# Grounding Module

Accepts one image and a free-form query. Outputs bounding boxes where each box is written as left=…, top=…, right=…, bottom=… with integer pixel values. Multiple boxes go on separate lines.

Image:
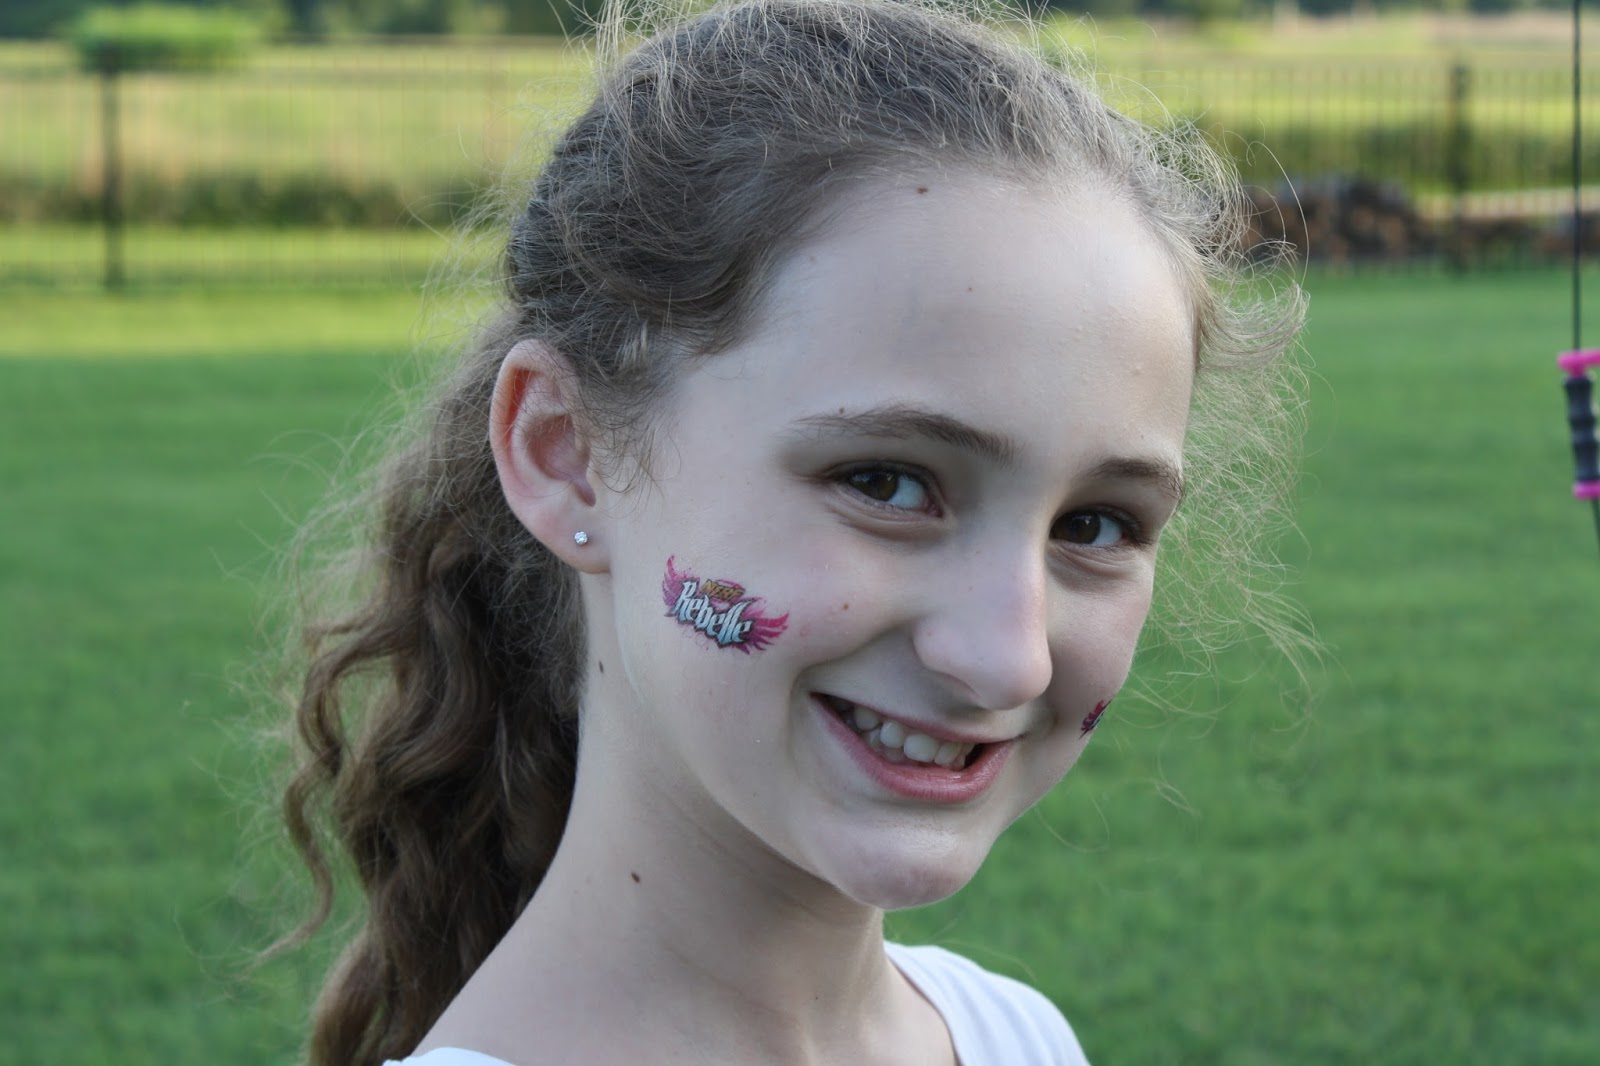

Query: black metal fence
left=2, top=42, right=1597, bottom=287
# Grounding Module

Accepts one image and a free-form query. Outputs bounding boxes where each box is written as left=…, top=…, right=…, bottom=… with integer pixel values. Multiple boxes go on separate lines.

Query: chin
left=820, top=834, right=993, bottom=912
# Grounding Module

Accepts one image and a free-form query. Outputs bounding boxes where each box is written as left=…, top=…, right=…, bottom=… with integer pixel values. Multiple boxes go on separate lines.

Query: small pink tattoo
left=661, top=556, right=789, bottom=653
left=1080, top=698, right=1112, bottom=737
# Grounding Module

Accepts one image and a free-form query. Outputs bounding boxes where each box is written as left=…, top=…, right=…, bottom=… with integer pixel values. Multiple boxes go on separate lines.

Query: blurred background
left=3, top=0, right=1597, bottom=1062
left=7, top=0, right=1600, bottom=285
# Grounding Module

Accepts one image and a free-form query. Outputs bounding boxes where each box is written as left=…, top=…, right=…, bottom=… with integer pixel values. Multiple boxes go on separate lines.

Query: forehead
left=681, top=172, right=1195, bottom=469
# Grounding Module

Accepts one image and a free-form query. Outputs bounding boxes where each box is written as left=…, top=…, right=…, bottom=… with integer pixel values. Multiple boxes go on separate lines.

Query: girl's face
left=587, top=173, right=1194, bottom=911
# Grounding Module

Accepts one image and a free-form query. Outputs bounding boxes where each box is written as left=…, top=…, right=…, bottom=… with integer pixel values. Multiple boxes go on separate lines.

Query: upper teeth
left=836, top=699, right=975, bottom=769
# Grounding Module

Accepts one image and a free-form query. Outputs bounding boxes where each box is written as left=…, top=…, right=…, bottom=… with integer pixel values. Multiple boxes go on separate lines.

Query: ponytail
left=282, top=336, right=584, bottom=1065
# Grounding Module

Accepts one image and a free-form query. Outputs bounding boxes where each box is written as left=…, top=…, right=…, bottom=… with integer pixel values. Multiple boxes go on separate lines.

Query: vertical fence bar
left=1447, top=60, right=1471, bottom=272
left=98, top=55, right=125, bottom=291
left=1575, top=5, right=1583, bottom=350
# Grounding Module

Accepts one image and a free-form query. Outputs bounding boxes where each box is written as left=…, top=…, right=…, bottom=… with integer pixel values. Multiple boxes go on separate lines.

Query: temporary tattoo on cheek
left=661, top=555, right=789, bottom=653
left=1080, top=697, right=1113, bottom=737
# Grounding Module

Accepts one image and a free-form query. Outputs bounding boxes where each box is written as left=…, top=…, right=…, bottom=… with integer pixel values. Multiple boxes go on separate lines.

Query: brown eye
left=848, top=470, right=901, bottom=502
left=1055, top=511, right=1127, bottom=547
left=842, top=468, right=932, bottom=511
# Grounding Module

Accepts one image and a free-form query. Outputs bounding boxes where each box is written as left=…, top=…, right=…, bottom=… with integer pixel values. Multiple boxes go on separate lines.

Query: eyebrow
left=1083, top=456, right=1187, bottom=506
left=788, top=403, right=1019, bottom=465
left=787, top=402, right=1185, bottom=503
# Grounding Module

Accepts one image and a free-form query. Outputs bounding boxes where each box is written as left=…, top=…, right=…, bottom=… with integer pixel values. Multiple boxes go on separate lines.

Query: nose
left=911, top=545, right=1054, bottom=711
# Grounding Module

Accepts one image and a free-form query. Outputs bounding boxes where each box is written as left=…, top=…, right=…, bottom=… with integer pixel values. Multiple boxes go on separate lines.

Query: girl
left=280, top=1, right=1305, bottom=1063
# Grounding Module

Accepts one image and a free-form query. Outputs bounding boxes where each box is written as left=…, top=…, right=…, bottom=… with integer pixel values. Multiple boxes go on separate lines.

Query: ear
left=490, top=340, right=608, bottom=574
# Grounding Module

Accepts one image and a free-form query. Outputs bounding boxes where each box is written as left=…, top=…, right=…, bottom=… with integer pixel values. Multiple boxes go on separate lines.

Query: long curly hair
left=273, top=1, right=1307, bottom=1062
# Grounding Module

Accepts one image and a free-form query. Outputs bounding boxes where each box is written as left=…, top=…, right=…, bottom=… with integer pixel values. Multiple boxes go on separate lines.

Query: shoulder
left=886, top=942, right=1090, bottom=1066
left=384, top=1051, right=519, bottom=1066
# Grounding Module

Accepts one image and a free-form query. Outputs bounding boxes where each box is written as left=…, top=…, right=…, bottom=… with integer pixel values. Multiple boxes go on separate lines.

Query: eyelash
left=831, top=464, right=1150, bottom=550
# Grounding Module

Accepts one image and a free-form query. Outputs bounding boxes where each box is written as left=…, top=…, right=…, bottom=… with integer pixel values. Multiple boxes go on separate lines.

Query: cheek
left=1038, top=585, right=1154, bottom=743
left=1053, top=583, right=1154, bottom=679
left=775, top=595, right=871, bottom=660
left=717, top=540, right=900, bottom=662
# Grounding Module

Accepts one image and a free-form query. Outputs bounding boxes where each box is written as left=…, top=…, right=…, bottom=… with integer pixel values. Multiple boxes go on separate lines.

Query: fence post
left=98, top=53, right=125, bottom=291
left=1447, top=60, right=1470, bottom=272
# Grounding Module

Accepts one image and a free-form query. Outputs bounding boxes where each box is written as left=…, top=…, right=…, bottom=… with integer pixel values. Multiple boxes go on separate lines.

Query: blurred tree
left=1, top=0, right=99, bottom=38
left=67, top=4, right=263, bottom=70
left=1, top=0, right=286, bottom=38
left=333, top=0, right=490, bottom=33
left=281, top=0, right=327, bottom=35
left=16, top=0, right=1600, bottom=37
left=1169, top=0, right=1248, bottom=20
left=503, top=0, right=609, bottom=35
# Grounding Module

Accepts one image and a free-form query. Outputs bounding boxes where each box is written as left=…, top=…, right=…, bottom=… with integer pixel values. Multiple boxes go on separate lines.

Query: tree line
left=3, top=0, right=1594, bottom=40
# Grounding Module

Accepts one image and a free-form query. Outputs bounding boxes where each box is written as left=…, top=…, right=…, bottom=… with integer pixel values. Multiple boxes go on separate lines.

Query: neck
left=531, top=721, right=898, bottom=1027
left=418, top=705, right=945, bottom=1066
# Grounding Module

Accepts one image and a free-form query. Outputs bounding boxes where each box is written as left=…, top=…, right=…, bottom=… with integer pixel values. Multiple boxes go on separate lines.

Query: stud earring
left=573, top=531, right=590, bottom=546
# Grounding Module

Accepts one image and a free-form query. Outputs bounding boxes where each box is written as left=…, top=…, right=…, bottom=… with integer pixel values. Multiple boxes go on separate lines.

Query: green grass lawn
left=4, top=271, right=1599, bottom=1063
left=0, top=225, right=465, bottom=287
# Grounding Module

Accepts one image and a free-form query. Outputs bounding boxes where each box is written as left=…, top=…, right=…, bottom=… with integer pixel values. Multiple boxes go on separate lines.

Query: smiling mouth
left=818, top=694, right=983, bottom=771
